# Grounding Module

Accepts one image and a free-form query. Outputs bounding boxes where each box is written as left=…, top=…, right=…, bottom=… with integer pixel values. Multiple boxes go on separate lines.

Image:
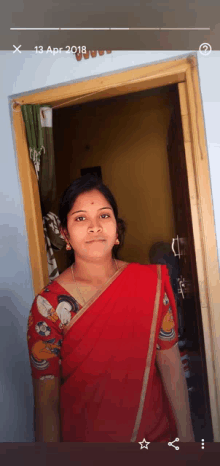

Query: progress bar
left=10, top=27, right=211, bottom=31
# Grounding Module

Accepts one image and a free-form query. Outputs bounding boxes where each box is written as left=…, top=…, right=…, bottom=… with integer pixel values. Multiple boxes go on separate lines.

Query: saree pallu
left=60, top=263, right=178, bottom=442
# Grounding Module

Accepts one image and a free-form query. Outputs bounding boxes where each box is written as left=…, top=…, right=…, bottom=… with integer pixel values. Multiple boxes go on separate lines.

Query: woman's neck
left=72, top=256, right=118, bottom=286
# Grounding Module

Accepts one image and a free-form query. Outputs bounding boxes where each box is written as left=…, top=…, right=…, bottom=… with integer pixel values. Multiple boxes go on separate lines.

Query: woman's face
left=65, top=189, right=117, bottom=261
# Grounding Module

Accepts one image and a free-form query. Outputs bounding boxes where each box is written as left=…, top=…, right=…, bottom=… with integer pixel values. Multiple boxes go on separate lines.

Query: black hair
left=58, top=174, right=126, bottom=260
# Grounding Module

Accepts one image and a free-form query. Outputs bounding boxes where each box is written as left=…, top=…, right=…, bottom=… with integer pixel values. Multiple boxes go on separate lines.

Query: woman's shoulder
left=131, top=261, right=168, bottom=269
left=118, top=260, right=168, bottom=269
left=32, top=280, right=62, bottom=309
left=32, top=269, right=73, bottom=306
left=127, top=262, right=168, bottom=276
left=31, top=268, right=81, bottom=314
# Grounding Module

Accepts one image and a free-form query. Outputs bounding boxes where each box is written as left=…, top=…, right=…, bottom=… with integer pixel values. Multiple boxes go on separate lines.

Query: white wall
left=1, top=50, right=219, bottom=441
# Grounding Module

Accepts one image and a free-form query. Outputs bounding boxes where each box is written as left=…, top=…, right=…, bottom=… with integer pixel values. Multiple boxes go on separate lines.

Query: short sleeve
left=156, top=270, right=179, bottom=351
left=27, top=289, right=63, bottom=380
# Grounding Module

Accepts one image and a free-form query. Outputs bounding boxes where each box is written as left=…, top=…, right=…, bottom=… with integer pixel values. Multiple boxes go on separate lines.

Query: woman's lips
left=86, top=239, right=106, bottom=243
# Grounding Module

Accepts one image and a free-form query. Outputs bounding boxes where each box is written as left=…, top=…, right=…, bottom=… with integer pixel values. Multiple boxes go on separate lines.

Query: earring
left=115, top=239, right=120, bottom=245
left=66, top=243, right=71, bottom=250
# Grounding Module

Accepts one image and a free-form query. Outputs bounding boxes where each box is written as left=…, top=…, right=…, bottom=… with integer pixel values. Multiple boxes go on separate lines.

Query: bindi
left=91, top=202, right=94, bottom=204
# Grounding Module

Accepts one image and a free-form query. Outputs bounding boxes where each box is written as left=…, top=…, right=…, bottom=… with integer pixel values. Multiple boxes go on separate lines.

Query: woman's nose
left=88, top=220, right=102, bottom=233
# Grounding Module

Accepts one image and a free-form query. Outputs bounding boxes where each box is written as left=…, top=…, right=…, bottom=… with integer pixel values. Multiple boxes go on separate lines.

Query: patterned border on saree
left=130, top=264, right=162, bottom=442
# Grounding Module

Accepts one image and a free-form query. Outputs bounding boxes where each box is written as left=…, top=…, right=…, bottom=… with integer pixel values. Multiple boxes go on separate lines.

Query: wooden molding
left=11, top=56, right=189, bottom=108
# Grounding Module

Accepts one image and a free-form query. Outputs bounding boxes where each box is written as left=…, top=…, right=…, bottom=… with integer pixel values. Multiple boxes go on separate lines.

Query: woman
left=27, top=175, right=195, bottom=443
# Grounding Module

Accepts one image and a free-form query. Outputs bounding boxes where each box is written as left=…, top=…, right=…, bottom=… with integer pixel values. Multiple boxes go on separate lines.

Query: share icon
left=168, top=438, right=180, bottom=450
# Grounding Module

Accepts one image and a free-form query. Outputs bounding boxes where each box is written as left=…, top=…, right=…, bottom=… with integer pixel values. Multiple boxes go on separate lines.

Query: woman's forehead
left=72, top=190, right=110, bottom=209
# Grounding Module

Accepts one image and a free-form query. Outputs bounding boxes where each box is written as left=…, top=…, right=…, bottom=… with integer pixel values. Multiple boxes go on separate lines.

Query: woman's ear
left=60, top=228, right=72, bottom=251
left=60, top=227, right=69, bottom=243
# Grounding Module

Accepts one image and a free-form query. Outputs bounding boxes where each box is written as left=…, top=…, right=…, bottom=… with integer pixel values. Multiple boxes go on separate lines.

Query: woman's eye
left=100, top=214, right=110, bottom=219
left=75, top=216, right=86, bottom=221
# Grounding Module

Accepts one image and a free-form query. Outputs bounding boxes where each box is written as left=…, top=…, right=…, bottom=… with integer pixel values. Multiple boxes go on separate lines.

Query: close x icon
left=13, top=45, right=22, bottom=53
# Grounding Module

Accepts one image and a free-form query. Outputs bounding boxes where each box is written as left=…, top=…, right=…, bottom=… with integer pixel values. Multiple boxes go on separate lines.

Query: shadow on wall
left=0, top=294, right=34, bottom=442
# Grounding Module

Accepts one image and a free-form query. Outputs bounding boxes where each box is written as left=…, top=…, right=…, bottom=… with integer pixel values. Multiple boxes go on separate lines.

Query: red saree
left=59, top=263, right=178, bottom=442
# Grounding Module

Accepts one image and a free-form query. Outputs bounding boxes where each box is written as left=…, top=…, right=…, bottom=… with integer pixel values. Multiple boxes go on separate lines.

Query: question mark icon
left=199, top=43, right=212, bottom=55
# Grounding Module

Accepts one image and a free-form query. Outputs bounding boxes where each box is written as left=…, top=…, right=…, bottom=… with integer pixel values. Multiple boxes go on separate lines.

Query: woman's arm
left=33, top=376, right=61, bottom=442
left=156, top=343, right=195, bottom=442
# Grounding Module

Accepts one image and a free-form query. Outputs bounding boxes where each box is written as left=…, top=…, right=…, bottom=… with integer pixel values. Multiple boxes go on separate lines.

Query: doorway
left=12, top=55, right=220, bottom=439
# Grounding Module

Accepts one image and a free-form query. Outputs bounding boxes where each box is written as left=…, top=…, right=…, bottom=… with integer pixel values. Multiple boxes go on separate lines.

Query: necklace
left=71, top=259, right=119, bottom=305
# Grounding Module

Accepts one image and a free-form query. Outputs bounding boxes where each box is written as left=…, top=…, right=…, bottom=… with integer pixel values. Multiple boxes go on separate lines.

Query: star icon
left=138, top=438, right=151, bottom=449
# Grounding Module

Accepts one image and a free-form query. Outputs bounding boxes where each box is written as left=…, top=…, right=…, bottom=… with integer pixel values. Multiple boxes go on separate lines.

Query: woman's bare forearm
left=33, top=377, right=61, bottom=442
left=34, top=401, right=61, bottom=442
left=156, top=344, right=195, bottom=442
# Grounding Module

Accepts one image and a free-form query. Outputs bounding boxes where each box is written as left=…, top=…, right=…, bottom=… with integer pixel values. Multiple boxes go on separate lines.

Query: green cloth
left=21, top=104, right=56, bottom=215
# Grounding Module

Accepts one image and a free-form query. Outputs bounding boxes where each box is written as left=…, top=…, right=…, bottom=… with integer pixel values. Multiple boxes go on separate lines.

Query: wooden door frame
left=11, top=54, right=220, bottom=440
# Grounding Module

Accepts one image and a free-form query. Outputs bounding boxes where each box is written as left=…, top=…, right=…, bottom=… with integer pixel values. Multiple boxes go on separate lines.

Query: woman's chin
left=86, top=250, right=112, bottom=261
left=77, top=244, right=115, bottom=261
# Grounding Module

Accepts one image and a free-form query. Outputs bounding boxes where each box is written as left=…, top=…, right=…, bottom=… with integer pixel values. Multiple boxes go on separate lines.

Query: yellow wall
left=54, top=91, right=176, bottom=265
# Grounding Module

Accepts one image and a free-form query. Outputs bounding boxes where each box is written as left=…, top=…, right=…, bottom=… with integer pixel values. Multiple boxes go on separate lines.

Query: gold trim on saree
left=130, top=264, right=162, bottom=442
left=63, top=262, right=130, bottom=336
